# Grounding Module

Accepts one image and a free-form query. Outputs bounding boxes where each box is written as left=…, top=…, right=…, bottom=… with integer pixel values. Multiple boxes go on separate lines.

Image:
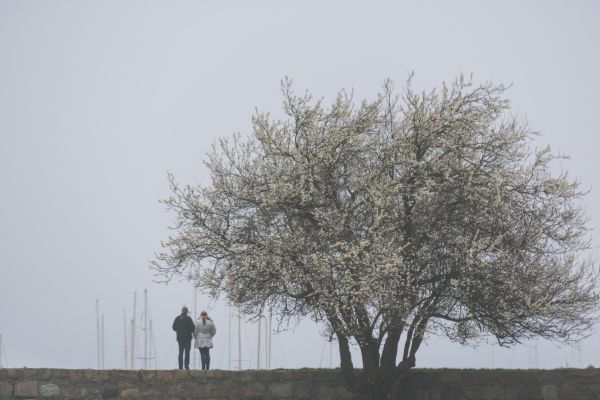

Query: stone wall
left=0, top=367, right=599, bottom=400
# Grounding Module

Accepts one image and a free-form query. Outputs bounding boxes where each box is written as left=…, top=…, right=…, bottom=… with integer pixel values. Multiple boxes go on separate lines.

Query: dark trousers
left=199, top=347, right=211, bottom=370
left=178, top=340, right=191, bottom=369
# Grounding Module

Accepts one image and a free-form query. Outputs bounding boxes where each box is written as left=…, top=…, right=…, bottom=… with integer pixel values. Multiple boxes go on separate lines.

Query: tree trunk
left=380, top=328, right=401, bottom=371
left=336, top=333, right=355, bottom=388
left=359, top=340, right=381, bottom=399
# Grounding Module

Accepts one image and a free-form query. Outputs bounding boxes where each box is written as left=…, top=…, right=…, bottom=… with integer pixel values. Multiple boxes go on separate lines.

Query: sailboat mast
left=228, top=307, right=232, bottom=370
left=268, top=312, right=272, bottom=369
left=96, top=299, right=100, bottom=369
left=149, top=320, right=153, bottom=369
left=101, top=314, right=105, bottom=369
left=257, top=316, right=261, bottom=370
left=123, top=309, right=128, bottom=369
left=238, top=306, right=242, bottom=371
left=144, top=288, right=148, bottom=369
left=131, top=291, right=137, bottom=369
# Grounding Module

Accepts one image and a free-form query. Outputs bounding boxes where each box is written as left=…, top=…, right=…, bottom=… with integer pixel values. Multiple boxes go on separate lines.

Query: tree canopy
left=153, top=75, right=598, bottom=399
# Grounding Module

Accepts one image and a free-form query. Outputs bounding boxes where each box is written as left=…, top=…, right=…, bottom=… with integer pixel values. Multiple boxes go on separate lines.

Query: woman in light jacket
left=194, top=310, right=216, bottom=370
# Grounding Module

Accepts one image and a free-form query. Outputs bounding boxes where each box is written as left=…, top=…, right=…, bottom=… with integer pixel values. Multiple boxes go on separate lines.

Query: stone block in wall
left=14, top=380, right=39, bottom=397
left=558, top=383, right=577, bottom=399
left=173, top=369, right=190, bottom=380
left=23, top=368, right=38, bottom=379
left=460, top=386, right=484, bottom=400
left=0, top=368, right=8, bottom=380
left=141, top=370, right=156, bottom=381
left=84, top=369, right=98, bottom=380
left=157, top=370, right=175, bottom=382
left=578, top=382, right=600, bottom=399
left=61, top=385, right=83, bottom=398
left=238, top=370, right=260, bottom=383
left=481, top=386, right=505, bottom=400
left=242, top=381, right=266, bottom=397
left=293, top=381, right=317, bottom=399
left=136, top=386, right=160, bottom=398
left=504, top=385, right=528, bottom=400
left=572, top=368, right=600, bottom=378
left=69, top=369, right=84, bottom=381
left=51, top=369, right=70, bottom=380
left=268, top=382, right=292, bottom=398
left=204, top=370, right=230, bottom=380
left=101, top=386, right=119, bottom=399
left=38, top=369, right=54, bottom=380
left=206, top=383, right=233, bottom=398
left=191, top=382, right=239, bottom=399
left=539, top=370, right=569, bottom=388
left=272, top=369, right=296, bottom=381
left=111, top=370, right=140, bottom=382
left=318, top=385, right=337, bottom=400
left=313, top=370, right=339, bottom=382
left=185, top=382, right=205, bottom=398
left=0, top=381, right=14, bottom=397
left=164, top=383, right=186, bottom=397
left=439, top=370, right=462, bottom=384
left=97, top=370, right=110, bottom=381
left=505, top=385, right=540, bottom=400
left=120, top=388, right=140, bottom=397
left=501, top=370, right=543, bottom=386
left=81, top=387, right=101, bottom=399
left=540, top=384, right=558, bottom=400
left=8, top=368, right=23, bottom=379
left=40, top=383, right=60, bottom=397
left=459, top=369, right=499, bottom=386
left=188, top=370, right=209, bottom=385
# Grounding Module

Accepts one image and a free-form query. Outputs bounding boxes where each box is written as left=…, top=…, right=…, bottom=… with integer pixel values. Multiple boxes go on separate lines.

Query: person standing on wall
left=194, top=310, right=216, bottom=370
left=172, top=305, right=195, bottom=370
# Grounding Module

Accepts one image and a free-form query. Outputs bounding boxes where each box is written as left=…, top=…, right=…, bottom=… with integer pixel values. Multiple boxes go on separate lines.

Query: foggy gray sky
left=1, top=0, right=599, bottom=370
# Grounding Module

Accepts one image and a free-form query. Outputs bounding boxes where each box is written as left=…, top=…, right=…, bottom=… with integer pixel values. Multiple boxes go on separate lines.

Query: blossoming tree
left=153, top=75, right=598, bottom=399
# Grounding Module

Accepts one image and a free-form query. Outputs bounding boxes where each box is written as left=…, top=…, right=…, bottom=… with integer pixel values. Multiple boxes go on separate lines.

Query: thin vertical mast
left=144, top=288, right=148, bottom=369
left=130, top=319, right=135, bottom=369
left=228, top=306, right=232, bottom=370
left=238, top=306, right=242, bottom=371
left=123, top=309, right=128, bottom=369
left=101, top=314, right=105, bottom=369
left=149, top=320, right=153, bottom=369
left=96, top=299, right=100, bottom=369
left=267, top=312, right=272, bottom=369
left=257, top=316, right=261, bottom=370
left=131, top=291, right=137, bottom=369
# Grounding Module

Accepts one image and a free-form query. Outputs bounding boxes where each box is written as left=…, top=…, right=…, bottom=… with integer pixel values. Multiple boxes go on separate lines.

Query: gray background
left=0, top=0, right=599, bottom=370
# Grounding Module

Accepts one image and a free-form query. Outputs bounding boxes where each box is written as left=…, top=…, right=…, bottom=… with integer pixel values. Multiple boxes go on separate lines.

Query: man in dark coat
left=172, top=305, right=196, bottom=369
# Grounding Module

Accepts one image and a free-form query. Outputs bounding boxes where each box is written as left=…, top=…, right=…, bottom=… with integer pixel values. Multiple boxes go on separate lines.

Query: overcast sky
left=1, top=0, right=599, bottom=371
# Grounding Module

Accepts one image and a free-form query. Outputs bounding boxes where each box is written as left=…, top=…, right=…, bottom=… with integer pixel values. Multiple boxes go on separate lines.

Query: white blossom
left=152, top=75, right=598, bottom=398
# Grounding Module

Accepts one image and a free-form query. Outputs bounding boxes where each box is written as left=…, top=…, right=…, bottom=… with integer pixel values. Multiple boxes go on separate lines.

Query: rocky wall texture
left=0, top=368, right=599, bottom=400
